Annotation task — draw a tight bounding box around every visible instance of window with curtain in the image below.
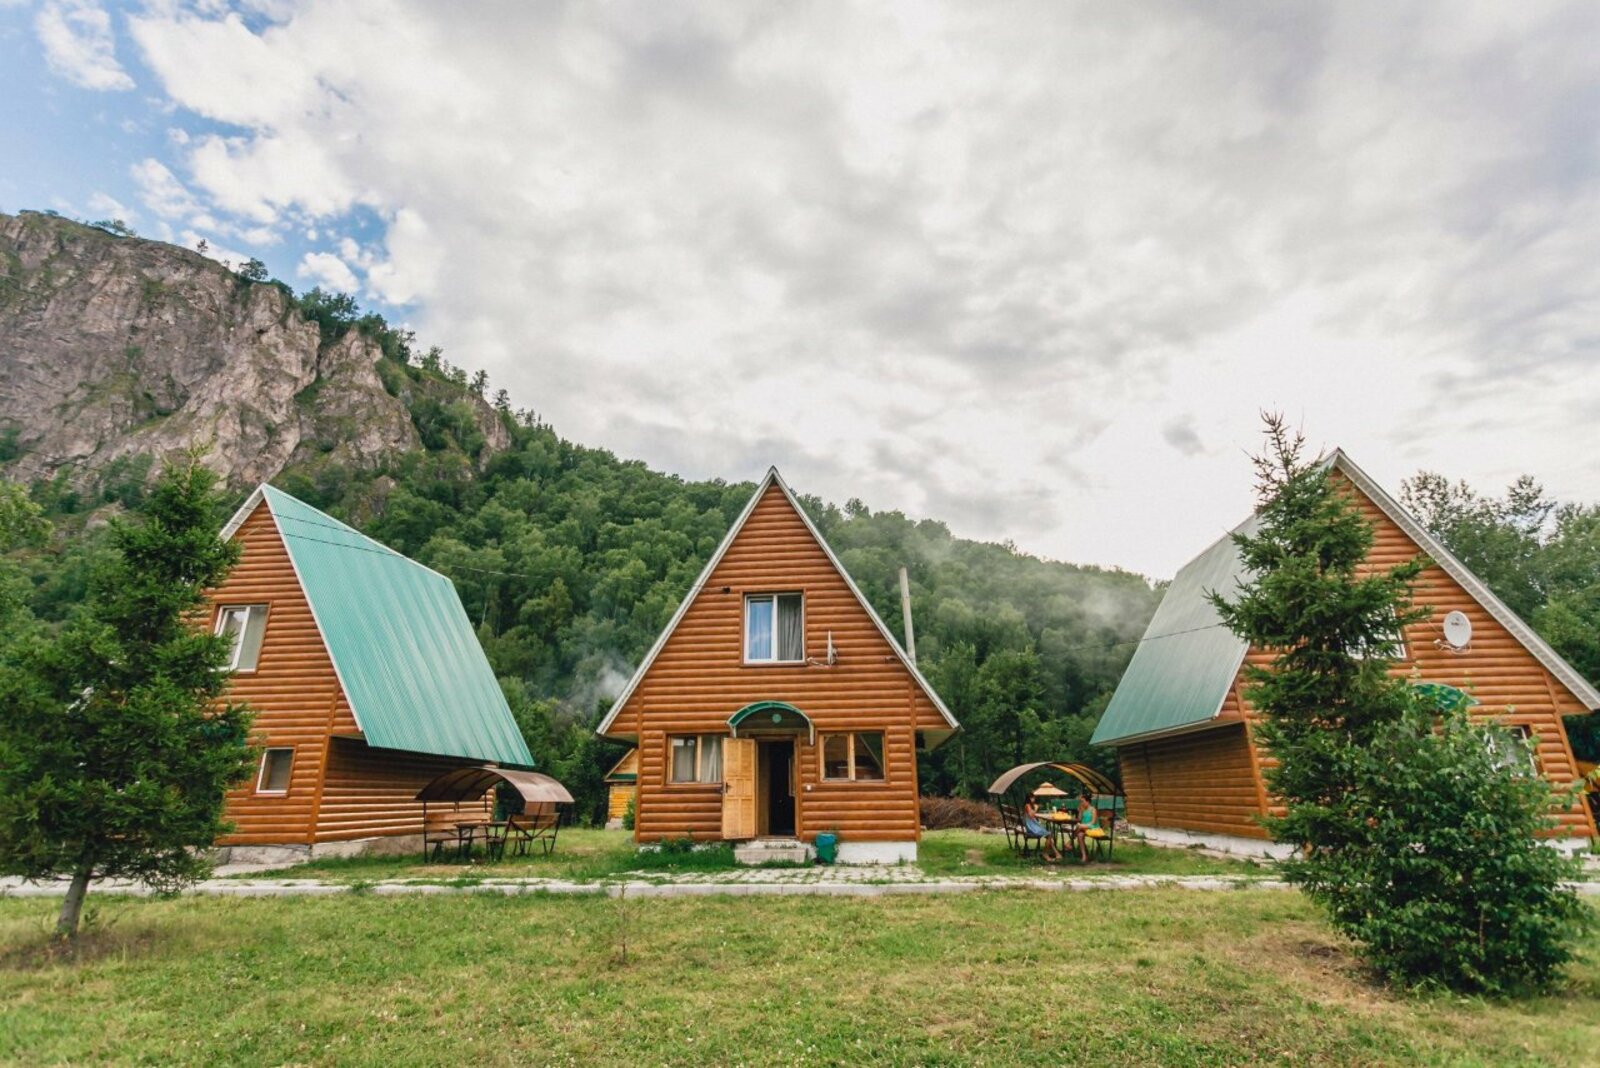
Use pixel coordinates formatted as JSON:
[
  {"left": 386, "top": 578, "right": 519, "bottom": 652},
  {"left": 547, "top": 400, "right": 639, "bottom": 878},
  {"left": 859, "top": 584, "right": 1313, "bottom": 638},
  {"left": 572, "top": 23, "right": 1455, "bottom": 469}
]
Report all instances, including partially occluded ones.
[
  {"left": 669, "top": 735, "right": 725, "bottom": 783},
  {"left": 745, "top": 593, "right": 803, "bottom": 662},
  {"left": 820, "top": 732, "right": 886, "bottom": 781},
  {"left": 216, "top": 604, "right": 268, "bottom": 672}
]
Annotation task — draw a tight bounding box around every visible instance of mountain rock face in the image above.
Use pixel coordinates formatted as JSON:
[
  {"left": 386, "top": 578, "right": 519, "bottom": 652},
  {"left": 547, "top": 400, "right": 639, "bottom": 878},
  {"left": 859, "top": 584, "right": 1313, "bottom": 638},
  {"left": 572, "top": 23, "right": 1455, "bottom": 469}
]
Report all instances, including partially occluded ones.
[{"left": 0, "top": 212, "right": 504, "bottom": 488}]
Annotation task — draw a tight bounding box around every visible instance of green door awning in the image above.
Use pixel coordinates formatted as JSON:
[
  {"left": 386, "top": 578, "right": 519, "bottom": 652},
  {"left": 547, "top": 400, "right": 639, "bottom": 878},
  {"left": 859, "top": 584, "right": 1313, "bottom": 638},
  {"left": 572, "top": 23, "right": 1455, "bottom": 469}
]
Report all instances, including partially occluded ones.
[{"left": 728, "top": 701, "right": 814, "bottom": 743}]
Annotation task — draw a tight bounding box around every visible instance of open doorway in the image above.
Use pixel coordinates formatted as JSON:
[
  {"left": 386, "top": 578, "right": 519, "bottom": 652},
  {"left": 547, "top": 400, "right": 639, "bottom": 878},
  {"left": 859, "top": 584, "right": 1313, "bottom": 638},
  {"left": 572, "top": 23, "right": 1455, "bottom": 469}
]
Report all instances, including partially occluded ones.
[{"left": 758, "top": 739, "right": 796, "bottom": 837}]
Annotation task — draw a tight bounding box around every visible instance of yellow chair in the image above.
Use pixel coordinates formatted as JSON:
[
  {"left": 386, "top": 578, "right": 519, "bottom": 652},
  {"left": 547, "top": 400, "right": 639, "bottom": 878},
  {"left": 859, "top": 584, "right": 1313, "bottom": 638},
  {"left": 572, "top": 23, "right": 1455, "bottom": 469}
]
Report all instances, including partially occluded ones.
[{"left": 1077, "top": 800, "right": 1110, "bottom": 860}]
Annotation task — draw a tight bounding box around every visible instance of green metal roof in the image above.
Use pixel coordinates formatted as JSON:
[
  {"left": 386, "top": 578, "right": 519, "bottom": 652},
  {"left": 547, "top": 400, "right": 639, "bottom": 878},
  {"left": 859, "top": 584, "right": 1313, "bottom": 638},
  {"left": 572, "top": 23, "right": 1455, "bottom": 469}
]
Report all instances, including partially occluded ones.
[
  {"left": 1091, "top": 517, "right": 1256, "bottom": 747},
  {"left": 233, "top": 485, "right": 533, "bottom": 768}
]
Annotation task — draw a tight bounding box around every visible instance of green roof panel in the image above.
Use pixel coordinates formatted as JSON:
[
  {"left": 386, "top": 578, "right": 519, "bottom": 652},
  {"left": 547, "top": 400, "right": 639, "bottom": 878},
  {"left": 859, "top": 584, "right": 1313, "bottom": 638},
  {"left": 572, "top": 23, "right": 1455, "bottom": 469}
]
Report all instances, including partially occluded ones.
[
  {"left": 259, "top": 485, "right": 534, "bottom": 768},
  {"left": 1091, "top": 517, "right": 1255, "bottom": 746}
]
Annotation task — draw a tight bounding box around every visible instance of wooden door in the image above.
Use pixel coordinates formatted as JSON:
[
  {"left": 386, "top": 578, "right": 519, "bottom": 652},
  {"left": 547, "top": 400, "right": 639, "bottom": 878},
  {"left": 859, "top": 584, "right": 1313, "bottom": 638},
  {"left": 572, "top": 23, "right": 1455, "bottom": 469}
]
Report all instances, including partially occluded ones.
[{"left": 722, "top": 737, "right": 756, "bottom": 840}]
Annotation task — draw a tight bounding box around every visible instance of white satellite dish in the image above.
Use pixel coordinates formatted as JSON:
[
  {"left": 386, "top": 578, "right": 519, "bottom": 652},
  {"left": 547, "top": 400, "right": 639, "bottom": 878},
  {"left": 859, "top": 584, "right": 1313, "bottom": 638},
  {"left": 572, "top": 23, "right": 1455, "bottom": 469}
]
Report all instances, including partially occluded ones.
[
  {"left": 1442, "top": 611, "right": 1473, "bottom": 650},
  {"left": 826, "top": 631, "right": 837, "bottom": 666}
]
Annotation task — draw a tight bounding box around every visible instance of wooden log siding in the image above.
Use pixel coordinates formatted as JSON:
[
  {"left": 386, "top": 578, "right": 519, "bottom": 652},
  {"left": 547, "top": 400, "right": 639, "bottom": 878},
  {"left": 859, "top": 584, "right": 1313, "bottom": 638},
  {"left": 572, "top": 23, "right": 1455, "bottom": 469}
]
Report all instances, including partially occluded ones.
[
  {"left": 208, "top": 504, "right": 342, "bottom": 845},
  {"left": 615, "top": 484, "right": 936, "bottom": 843},
  {"left": 1118, "top": 725, "right": 1269, "bottom": 839},
  {"left": 206, "top": 503, "right": 478, "bottom": 845},
  {"left": 1126, "top": 474, "right": 1597, "bottom": 840}
]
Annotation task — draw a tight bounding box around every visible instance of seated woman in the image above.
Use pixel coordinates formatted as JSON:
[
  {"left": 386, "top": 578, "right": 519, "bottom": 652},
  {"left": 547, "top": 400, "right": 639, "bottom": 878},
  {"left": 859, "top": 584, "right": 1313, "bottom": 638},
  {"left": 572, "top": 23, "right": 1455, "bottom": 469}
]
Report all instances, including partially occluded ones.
[
  {"left": 1073, "top": 796, "right": 1101, "bottom": 862},
  {"left": 1023, "top": 797, "right": 1061, "bottom": 862}
]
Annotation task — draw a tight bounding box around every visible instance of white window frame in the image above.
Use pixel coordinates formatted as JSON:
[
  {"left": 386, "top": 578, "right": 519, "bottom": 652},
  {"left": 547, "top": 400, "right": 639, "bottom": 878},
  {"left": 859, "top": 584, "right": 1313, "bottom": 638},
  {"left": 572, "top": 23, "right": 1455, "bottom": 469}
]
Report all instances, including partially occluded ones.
[
  {"left": 255, "top": 747, "right": 294, "bottom": 795},
  {"left": 215, "top": 604, "right": 269, "bottom": 672},
  {"left": 819, "top": 731, "right": 886, "bottom": 783},
  {"left": 1350, "top": 619, "right": 1407, "bottom": 662},
  {"left": 743, "top": 592, "right": 805, "bottom": 664},
  {"left": 668, "top": 734, "right": 725, "bottom": 785}
]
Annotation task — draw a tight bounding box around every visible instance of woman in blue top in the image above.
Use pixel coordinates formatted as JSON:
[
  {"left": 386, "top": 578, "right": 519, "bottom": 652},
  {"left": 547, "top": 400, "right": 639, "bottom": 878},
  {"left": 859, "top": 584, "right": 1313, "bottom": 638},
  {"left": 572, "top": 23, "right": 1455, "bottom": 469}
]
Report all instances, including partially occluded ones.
[{"left": 1023, "top": 798, "right": 1061, "bottom": 862}]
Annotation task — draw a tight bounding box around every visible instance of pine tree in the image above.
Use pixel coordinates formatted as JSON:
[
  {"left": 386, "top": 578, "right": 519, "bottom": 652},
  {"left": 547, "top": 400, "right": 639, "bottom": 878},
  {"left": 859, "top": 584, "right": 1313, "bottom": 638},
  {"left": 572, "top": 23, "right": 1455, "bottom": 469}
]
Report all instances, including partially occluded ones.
[
  {"left": 1213, "top": 416, "right": 1586, "bottom": 992},
  {"left": 0, "top": 458, "right": 256, "bottom": 937}
]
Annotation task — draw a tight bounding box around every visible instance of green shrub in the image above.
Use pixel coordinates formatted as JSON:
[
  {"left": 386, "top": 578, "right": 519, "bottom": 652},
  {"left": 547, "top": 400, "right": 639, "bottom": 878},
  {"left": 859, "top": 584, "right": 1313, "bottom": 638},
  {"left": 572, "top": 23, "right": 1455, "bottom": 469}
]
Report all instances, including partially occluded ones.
[
  {"left": 1290, "top": 707, "right": 1588, "bottom": 993},
  {"left": 621, "top": 795, "right": 635, "bottom": 830}
]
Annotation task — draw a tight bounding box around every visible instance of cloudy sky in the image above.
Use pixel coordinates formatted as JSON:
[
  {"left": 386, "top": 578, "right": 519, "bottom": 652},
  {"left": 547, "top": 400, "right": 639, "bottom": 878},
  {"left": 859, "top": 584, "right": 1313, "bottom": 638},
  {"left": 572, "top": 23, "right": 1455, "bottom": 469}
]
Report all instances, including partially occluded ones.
[{"left": 3, "top": 1, "right": 1597, "bottom": 577}]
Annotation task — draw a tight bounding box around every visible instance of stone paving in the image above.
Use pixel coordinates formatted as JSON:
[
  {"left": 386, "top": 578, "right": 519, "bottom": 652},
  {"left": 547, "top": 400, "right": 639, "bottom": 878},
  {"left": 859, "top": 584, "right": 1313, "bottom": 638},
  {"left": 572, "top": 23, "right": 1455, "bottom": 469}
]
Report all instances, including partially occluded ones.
[{"left": 5, "top": 857, "right": 1596, "bottom": 901}]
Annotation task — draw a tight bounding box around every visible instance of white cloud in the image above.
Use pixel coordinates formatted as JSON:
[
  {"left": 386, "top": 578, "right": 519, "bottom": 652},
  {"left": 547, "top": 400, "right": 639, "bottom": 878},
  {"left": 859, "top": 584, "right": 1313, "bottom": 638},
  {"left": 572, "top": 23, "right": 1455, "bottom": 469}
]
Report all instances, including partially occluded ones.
[
  {"left": 130, "top": 157, "right": 198, "bottom": 220},
  {"left": 85, "top": 191, "right": 134, "bottom": 222},
  {"left": 35, "top": 0, "right": 135, "bottom": 91},
  {"left": 297, "top": 250, "right": 360, "bottom": 293},
  {"left": 118, "top": 1, "right": 1600, "bottom": 575}
]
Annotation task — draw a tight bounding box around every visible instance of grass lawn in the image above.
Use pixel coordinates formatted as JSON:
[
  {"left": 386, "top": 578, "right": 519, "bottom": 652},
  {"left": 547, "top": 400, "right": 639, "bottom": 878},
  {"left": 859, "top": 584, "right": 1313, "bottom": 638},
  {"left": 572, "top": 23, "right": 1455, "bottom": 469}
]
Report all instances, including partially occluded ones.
[
  {"left": 2, "top": 889, "right": 1595, "bottom": 1065},
  {"left": 232, "top": 828, "right": 1264, "bottom": 883}
]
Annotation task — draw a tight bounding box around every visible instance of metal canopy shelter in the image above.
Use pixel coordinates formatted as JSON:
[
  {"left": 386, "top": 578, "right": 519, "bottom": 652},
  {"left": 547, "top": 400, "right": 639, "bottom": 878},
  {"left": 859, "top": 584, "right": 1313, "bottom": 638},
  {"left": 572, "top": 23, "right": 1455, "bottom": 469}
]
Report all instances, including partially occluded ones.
[
  {"left": 987, "top": 761, "right": 1119, "bottom": 799},
  {"left": 415, "top": 767, "right": 575, "bottom": 864},
  {"left": 415, "top": 766, "right": 574, "bottom": 805}
]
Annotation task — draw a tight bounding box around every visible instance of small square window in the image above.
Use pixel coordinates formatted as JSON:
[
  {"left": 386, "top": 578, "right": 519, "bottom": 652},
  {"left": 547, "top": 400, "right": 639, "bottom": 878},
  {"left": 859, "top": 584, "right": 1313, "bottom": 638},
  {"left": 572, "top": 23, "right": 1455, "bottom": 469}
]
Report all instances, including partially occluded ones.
[
  {"left": 257, "top": 748, "right": 293, "bottom": 794},
  {"left": 744, "top": 593, "right": 803, "bottom": 662},
  {"left": 1486, "top": 725, "right": 1537, "bottom": 776},
  {"left": 216, "top": 605, "right": 269, "bottom": 672},
  {"left": 821, "top": 732, "right": 885, "bottom": 782}
]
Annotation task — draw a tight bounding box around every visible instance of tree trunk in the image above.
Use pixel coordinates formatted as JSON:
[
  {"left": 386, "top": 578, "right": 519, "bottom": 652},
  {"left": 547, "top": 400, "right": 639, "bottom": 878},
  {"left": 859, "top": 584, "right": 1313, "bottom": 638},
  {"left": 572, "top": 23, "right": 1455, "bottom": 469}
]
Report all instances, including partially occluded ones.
[{"left": 55, "top": 866, "right": 92, "bottom": 939}]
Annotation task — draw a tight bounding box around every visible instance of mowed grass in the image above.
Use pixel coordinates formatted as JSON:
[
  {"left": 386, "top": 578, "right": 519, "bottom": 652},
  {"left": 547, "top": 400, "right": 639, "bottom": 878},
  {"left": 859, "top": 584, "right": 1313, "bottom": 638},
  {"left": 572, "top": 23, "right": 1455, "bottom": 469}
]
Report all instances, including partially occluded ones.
[
  {"left": 2, "top": 890, "right": 1596, "bottom": 1066},
  {"left": 235, "top": 828, "right": 1263, "bottom": 883}
]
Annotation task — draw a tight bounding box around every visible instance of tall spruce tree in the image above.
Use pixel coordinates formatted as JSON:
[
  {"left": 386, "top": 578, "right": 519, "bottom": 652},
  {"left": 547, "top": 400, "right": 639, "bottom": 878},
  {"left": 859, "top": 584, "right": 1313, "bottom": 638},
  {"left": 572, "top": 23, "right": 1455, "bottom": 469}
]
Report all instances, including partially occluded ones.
[
  {"left": 0, "top": 458, "right": 255, "bottom": 937},
  {"left": 1213, "top": 416, "right": 1585, "bottom": 992}
]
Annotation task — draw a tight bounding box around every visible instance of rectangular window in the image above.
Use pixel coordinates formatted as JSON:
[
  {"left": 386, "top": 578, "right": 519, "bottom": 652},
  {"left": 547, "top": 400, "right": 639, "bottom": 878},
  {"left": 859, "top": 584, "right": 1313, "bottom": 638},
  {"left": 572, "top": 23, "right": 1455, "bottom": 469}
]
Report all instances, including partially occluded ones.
[
  {"left": 1350, "top": 616, "right": 1407, "bottom": 661},
  {"left": 820, "top": 732, "right": 886, "bottom": 782},
  {"left": 256, "top": 747, "right": 293, "bottom": 793},
  {"left": 669, "top": 735, "right": 725, "bottom": 784},
  {"left": 1486, "top": 725, "right": 1537, "bottom": 776},
  {"left": 216, "top": 604, "right": 269, "bottom": 672},
  {"left": 744, "top": 593, "right": 803, "bottom": 662}
]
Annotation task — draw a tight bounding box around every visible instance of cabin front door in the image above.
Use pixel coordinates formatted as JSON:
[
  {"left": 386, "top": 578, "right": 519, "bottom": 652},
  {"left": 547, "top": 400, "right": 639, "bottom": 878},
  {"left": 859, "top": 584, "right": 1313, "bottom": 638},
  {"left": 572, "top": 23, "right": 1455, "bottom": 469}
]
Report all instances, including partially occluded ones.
[{"left": 721, "top": 737, "right": 757, "bottom": 840}]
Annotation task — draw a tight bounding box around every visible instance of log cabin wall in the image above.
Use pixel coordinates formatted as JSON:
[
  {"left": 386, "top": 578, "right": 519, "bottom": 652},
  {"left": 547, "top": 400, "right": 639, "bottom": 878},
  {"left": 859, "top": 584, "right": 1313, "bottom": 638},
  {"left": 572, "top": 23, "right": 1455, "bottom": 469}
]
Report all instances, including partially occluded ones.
[
  {"left": 614, "top": 483, "right": 938, "bottom": 843},
  {"left": 314, "top": 738, "right": 476, "bottom": 842},
  {"left": 207, "top": 503, "right": 341, "bottom": 846},
  {"left": 1117, "top": 725, "right": 1269, "bottom": 840}
]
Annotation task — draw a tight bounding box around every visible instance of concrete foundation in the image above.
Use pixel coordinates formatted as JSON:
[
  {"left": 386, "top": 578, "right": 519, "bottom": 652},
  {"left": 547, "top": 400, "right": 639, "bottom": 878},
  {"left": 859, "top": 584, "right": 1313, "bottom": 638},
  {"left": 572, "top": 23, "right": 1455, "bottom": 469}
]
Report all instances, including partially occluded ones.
[
  {"left": 210, "top": 834, "right": 425, "bottom": 867},
  {"left": 1130, "top": 824, "right": 1296, "bottom": 860},
  {"left": 834, "top": 841, "right": 917, "bottom": 865}
]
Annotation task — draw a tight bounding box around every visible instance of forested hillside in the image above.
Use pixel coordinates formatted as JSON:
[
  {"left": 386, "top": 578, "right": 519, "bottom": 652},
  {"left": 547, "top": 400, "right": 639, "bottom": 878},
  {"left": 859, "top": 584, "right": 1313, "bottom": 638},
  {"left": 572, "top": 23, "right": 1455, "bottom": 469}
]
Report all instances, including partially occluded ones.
[{"left": 2, "top": 220, "right": 1161, "bottom": 820}]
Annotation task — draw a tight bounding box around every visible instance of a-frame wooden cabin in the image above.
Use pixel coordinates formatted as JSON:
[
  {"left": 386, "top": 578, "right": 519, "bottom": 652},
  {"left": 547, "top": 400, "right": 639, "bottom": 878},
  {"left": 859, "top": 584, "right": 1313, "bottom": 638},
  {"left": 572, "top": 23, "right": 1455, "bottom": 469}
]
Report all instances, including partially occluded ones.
[
  {"left": 597, "top": 468, "right": 959, "bottom": 863},
  {"left": 207, "top": 484, "right": 534, "bottom": 859},
  {"left": 1092, "top": 450, "right": 1599, "bottom": 854}
]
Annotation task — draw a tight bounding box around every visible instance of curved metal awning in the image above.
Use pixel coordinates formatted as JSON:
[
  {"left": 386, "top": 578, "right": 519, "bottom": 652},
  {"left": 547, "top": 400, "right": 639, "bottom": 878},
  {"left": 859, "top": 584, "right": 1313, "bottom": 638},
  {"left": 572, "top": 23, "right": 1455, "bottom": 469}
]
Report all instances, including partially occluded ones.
[
  {"left": 415, "top": 766, "right": 575, "bottom": 805},
  {"left": 987, "top": 761, "right": 1120, "bottom": 799},
  {"left": 728, "top": 701, "right": 815, "bottom": 744}
]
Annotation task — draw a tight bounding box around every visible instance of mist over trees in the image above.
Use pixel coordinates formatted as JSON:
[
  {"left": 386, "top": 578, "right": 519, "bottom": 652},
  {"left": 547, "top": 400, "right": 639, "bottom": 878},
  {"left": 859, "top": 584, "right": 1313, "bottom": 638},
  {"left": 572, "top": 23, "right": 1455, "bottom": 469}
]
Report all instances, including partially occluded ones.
[{"left": 10, "top": 281, "right": 1160, "bottom": 818}]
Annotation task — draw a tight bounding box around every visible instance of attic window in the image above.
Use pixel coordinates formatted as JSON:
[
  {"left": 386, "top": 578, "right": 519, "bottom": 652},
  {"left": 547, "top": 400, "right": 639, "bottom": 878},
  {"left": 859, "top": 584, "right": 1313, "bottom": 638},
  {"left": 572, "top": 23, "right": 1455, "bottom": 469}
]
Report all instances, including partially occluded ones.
[
  {"left": 745, "top": 593, "right": 803, "bottom": 663},
  {"left": 216, "top": 605, "right": 268, "bottom": 672}
]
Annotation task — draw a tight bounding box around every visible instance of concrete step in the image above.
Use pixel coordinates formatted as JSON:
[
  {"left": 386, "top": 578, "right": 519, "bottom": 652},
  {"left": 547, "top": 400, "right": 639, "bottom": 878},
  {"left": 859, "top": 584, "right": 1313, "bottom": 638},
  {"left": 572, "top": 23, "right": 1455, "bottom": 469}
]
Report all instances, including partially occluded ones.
[{"left": 734, "top": 839, "right": 813, "bottom": 866}]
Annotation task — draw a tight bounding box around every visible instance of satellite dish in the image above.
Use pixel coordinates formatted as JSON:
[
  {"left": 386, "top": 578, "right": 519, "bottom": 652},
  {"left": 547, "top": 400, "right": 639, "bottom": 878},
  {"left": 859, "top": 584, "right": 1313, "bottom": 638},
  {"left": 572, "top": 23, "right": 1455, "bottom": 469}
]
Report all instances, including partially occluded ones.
[
  {"left": 826, "top": 631, "right": 837, "bottom": 666},
  {"left": 1442, "top": 611, "right": 1473, "bottom": 650}
]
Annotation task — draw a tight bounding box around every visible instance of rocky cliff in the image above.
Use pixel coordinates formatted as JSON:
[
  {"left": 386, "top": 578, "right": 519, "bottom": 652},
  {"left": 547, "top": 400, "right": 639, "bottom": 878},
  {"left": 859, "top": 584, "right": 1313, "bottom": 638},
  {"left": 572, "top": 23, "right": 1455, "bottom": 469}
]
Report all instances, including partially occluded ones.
[{"left": 0, "top": 211, "right": 505, "bottom": 488}]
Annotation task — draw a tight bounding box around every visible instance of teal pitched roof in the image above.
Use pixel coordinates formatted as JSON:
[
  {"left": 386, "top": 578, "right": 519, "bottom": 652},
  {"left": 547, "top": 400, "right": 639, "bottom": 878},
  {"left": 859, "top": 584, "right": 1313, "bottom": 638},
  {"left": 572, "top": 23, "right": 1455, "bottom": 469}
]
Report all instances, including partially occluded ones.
[
  {"left": 222, "top": 485, "right": 534, "bottom": 768},
  {"left": 1091, "top": 516, "right": 1254, "bottom": 746}
]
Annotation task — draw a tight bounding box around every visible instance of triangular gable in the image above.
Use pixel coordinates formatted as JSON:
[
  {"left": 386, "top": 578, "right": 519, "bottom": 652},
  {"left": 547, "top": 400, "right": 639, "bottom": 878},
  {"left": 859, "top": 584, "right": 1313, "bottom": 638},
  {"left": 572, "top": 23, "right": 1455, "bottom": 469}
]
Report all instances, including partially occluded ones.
[
  {"left": 1093, "top": 450, "right": 1600, "bottom": 746},
  {"left": 596, "top": 467, "right": 958, "bottom": 737},
  {"left": 604, "top": 748, "right": 638, "bottom": 782},
  {"left": 219, "top": 485, "right": 535, "bottom": 767}
]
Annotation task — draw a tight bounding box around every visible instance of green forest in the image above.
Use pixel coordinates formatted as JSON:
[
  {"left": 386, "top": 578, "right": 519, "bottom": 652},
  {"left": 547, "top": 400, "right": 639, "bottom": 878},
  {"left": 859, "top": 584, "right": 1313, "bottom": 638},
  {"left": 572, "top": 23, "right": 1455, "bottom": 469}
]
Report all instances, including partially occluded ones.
[{"left": 7, "top": 281, "right": 1599, "bottom": 823}]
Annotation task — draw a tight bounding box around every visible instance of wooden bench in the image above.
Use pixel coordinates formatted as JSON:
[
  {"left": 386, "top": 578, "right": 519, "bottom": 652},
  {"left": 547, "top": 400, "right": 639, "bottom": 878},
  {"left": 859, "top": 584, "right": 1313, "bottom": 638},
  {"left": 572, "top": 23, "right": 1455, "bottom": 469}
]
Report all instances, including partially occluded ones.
[{"left": 502, "top": 803, "right": 561, "bottom": 858}]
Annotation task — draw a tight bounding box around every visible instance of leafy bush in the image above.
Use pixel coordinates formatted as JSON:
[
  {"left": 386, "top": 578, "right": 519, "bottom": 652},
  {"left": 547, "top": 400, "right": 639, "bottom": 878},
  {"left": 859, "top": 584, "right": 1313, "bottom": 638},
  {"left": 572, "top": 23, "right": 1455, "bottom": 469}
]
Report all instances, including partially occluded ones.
[
  {"left": 1291, "top": 708, "right": 1589, "bottom": 993},
  {"left": 920, "top": 795, "right": 1000, "bottom": 830}
]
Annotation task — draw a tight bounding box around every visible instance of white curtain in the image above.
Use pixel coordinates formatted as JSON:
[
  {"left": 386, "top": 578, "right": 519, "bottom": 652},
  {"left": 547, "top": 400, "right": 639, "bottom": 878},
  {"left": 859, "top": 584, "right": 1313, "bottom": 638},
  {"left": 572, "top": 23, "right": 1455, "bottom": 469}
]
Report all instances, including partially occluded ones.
[
  {"left": 777, "top": 593, "right": 803, "bottom": 660},
  {"left": 671, "top": 737, "right": 697, "bottom": 782},
  {"left": 699, "top": 735, "right": 723, "bottom": 783}
]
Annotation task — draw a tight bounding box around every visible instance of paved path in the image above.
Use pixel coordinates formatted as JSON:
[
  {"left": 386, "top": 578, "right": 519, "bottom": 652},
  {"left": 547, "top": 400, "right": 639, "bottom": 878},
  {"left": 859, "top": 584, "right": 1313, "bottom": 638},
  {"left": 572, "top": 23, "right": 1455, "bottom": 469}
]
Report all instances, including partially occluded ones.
[{"left": 4, "top": 868, "right": 1596, "bottom": 900}]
